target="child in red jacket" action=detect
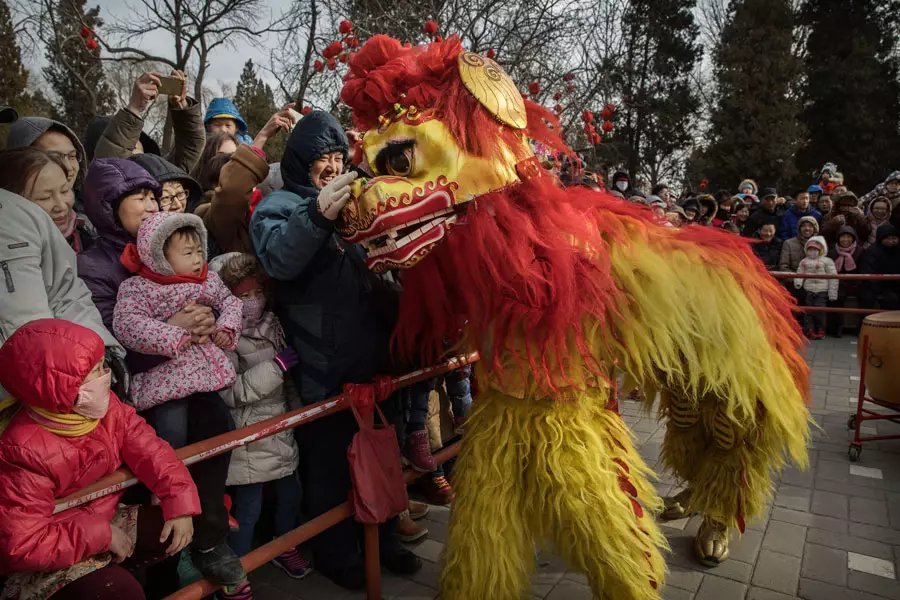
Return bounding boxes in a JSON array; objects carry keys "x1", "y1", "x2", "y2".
[{"x1": 0, "y1": 319, "x2": 200, "y2": 600}]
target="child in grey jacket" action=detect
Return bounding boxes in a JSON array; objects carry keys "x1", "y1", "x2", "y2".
[
  {"x1": 794, "y1": 236, "x2": 838, "y2": 340},
  {"x1": 209, "y1": 252, "x2": 311, "y2": 579}
]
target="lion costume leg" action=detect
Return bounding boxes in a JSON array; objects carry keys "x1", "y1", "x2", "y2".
[{"x1": 441, "y1": 390, "x2": 667, "y2": 600}]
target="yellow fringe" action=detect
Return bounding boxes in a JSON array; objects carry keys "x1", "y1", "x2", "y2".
[{"x1": 441, "y1": 387, "x2": 667, "y2": 600}]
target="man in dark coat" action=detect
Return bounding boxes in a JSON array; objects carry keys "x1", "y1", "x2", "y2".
[
  {"x1": 859, "y1": 223, "x2": 900, "y2": 310},
  {"x1": 743, "y1": 187, "x2": 785, "y2": 238},
  {"x1": 250, "y1": 111, "x2": 421, "y2": 589}
]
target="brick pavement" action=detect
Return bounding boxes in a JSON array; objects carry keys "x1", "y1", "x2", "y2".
[{"x1": 251, "y1": 337, "x2": 900, "y2": 600}]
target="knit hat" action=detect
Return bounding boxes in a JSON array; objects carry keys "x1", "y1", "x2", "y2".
[
  {"x1": 209, "y1": 251, "x2": 266, "y2": 293},
  {"x1": 885, "y1": 171, "x2": 900, "y2": 185}
]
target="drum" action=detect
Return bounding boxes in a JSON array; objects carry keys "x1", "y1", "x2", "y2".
[{"x1": 859, "y1": 311, "x2": 900, "y2": 404}]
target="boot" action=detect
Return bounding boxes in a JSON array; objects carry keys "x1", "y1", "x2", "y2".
[
  {"x1": 695, "y1": 516, "x2": 730, "y2": 566},
  {"x1": 661, "y1": 488, "x2": 693, "y2": 521},
  {"x1": 403, "y1": 430, "x2": 437, "y2": 472}
]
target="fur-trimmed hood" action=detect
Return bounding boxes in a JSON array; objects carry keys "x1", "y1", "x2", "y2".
[
  {"x1": 134, "y1": 211, "x2": 208, "y2": 276},
  {"x1": 797, "y1": 215, "x2": 819, "y2": 236},
  {"x1": 209, "y1": 251, "x2": 263, "y2": 289}
]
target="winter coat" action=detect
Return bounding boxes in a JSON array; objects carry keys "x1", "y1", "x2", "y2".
[
  {"x1": 795, "y1": 236, "x2": 838, "y2": 300},
  {"x1": 864, "y1": 200, "x2": 892, "y2": 249},
  {"x1": 201, "y1": 144, "x2": 269, "y2": 255},
  {"x1": 737, "y1": 178, "x2": 758, "y2": 195},
  {"x1": 113, "y1": 212, "x2": 242, "y2": 410},
  {"x1": 130, "y1": 153, "x2": 203, "y2": 213},
  {"x1": 742, "y1": 205, "x2": 783, "y2": 239},
  {"x1": 204, "y1": 98, "x2": 253, "y2": 145},
  {"x1": 859, "y1": 171, "x2": 900, "y2": 211},
  {"x1": 820, "y1": 208, "x2": 870, "y2": 248},
  {"x1": 250, "y1": 111, "x2": 397, "y2": 404},
  {"x1": 86, "y1": 99, "x2": 206, "y2": 175},
  {"x1": 753, "y1": 237, "x2": 783, "y2": 271},
  {"x1": 778, "y1": 216, "x2": 820, "y2": 272},
  {"x1": 0, "y1": 189, "x2": 118, "y2": 350},
  {"x1": 860, "y1": 223, "x2": 900, "y2": 297},
  {"x1": 0, "y1": 319, "x2": 199, "y2": 574},
  {"x1": 77, "y1": 159, "x2": 168, "y2": 379},
  {"x1": 827, "y1": 225, "x2": 864, "y2": 275},
  {"x1": 779, "y1": 205, "x2": 822, "y2": 241}
]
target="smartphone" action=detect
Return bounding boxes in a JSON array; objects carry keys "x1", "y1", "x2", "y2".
[{"x1": 157, "y1": 76, "x2": 184, "y2": 96}]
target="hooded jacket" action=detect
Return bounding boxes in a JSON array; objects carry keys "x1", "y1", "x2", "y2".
[
  {"x1": 209, "y1": 252, "x2": 300, "y2": 486},
  {"x1": 250, "y1": 110, "x2": 398, "y2": 404},
  {"x1": 779, "y1": 216, "x2": 819, "y2": 272},
  {"x1": 795, "y1": 236, "x2": 838, "y2": 299},
  {"x1": 86, "y1": 99, "x2": 206, "y2": 176},
  {"x1": 864, "y1": 198, "x2": 892, "y2": 249},
  {"x1": 204, "y1": 98, "x2": 253, "y2": 144},
  {"x1": 130, "y1": 153, "x2": 203, "y2": 213},
  {"x1": 113, "y1": 212, "x2": 242, "y2": 410},
  {"x1": 737, "y1": 178, "x2": 758, "y2": 195},
  {"x1": 5, "y1": 117, "x2": 86, "y2": 177},
  {"x1": 860, "y1": 171, "x2": 900, "y2": 211},
  {"x1": 860, "y1": 223, "x2": 900, "y2": 297},
  {"x1": 827, "y1": 225, "x2": 864, "y2": 274},
  {"x1": 779, "y1": 203, "x2": 822, "y2": 241},
  {"x1": 0, "y1": 319, "x2": 199, "y2": 573}
]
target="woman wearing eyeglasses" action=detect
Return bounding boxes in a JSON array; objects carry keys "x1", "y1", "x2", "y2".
[{"x1": 130, "y1": 154, "x2": 202, "y2": 214}]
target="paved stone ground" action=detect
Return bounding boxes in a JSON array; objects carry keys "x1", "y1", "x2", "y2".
[{"x1": 251, "y1": 336, "x2": 900, "y2": 600}]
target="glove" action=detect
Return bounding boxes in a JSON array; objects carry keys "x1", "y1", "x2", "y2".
[
  {"x1": 315, "y1": 172, "x2": 358, "y2": 220},
  {"x1": 274, "y1": 347, "x2": 299, "y2": 373},
  {"x1": 106, "y1": 349, "x2": 131, "y2": 402}
]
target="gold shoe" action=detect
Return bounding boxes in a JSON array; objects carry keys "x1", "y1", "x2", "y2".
[
  {"x1": 695, "y1": 516, "x2": 730, "y2": 566},
  {"x1": 661, "y1": 488, "x2": 693, "y2": 521}
]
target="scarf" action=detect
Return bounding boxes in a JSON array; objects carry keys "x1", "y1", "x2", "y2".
[
  {"x1": 834, "y1": 241, "x2": 858, "y2": 272},
  {"x1": 120, "y1": 243, "x2": 209, "y2": 285},
  {"x1": 60, "y1": 211, "x2": 84, "y2": 254},
  {"x1": 26, "y1": 404, "x2": 99, "y2": 437}
]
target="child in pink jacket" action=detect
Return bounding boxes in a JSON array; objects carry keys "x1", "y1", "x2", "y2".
[{"x1": 113, "y1": 211, "x2": 243, "y2": 410}]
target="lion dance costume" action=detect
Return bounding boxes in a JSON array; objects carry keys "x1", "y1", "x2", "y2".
[{"x1": 338, "y1": 35, "x2": 811, "y2": 600}]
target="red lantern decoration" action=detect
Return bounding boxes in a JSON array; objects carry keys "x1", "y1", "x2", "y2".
[
  {"x1": 554, "y1": 104, "x2": 563, "y2": 113},
  {"x1": 592, "y1": 133, "x2": 602, "y2": 144},
  {"x1": 605, "y1": 103, "x2": 616, "y2": 114},
  {"x1": 699, "y1": 178, "x2": 709, "y2": 191},
  {"x1": 79, "y1": 26, "x2": 92, "y2": 38},
  {"x1": 563, "y1": 72, "x2": 575, "y2": 82},
  {"x1": 553, "y1": 92, "x2": 562, "y2": 101},
  {"x1": 345, "y1": 35, "x2": 359, "y2": 48},
  {"x1": 85, "y1": 38, "x2": 98, "y2": 51},
  {"x1": 323, "y1": 41, "x2": 343, "y2": 59},
  {"x1": 327, "y1": 58, "x2": 337, "y2": 70},
  {"x1": 599, "y1": 106, "x2": 613, "y2": 121},
  {"x1": 581, "y1": 111, "x2": 593, "y2": 123},
  {"x1": 434, "y1": 35, "x2": 443, "y2": 42},
  {"x1": 565, "y1": 83, "x2": 575, "y2": 93},
  {"x1": 301, "y1": 106, "x2": 312, "y2": 115},
  {"x1": 528, "y1": 81, "x2": 541, "y2": 96},
  {"x1": 486, "y1": 48, "x2": 495, "y2": 59},
  {"x1": 339, "y1": 20, "x2": 353, "y2": 34},
  {"x1": 424, "y1": 20, "x2": 438, "y2": 35},
  {"x1": 338, "y1": 52, "x2": 349, "y2": 64},
  {"x1": 314, "y1": 59, "x2": 324, "y2": 73},
  {"x1": 602, "y1": 120, "x2": 614, "y2": 133}
]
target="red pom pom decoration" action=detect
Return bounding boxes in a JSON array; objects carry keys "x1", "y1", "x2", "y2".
[
  {"x1": 602, "y1": 120, "x2": 614, "y2": 133},
  {"x1": 581, "y1": 110, "x2": 593, "y2": 123},
  {"x1": 339, "y1": 20, "x2": 353, "y2": 34},
  {"x1": 323, "y1": 41, "x2": 343, "y2": 59},
  {"x1": 345, "y1": 35, "x2": 359, "y2": 48},
  {"x1": 79, "y1": 26, "x2": 92, "y2": 38},
  {"x1": 563, "y1": 72, "x2": 575, "y2": 82},
  {"x1": 301, "y1": 106, "x2": 312, "y2": 116},
  {"x1": 327, "y1": 58, "x2": 337, "y2": 70},
  {"x1": 424, "y1": 20, "x2": 438, "y2": 35},
  {"x1": 553, "y1": 92, "x2": 562, "y2": 101},
  {"x1": 338, "y1": 52, "x2": 349, "y2": 64},
  {"x1": 554, "y1": 104, "x2": 563, "y2": 113},
  {"x1": 85, "y1": 38, "x2": 98, "y2": 51},
  {"x1": 605, "y1": 103, "x2": 616, "y2": 114},
  {"x1": 314, "y1": 59, "x2": 324, "y2": 73},
  {"x1": 600, "y1": 106, "x2": 613, "y2": 120},
  {"x1": 486, "y1": 48, "x2": 495, "y2": 59},
  {"x1": 528, "y1": 81, "x2": 541, "y2": 96}
]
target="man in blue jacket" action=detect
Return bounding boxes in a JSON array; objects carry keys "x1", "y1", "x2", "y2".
[
  {"x1": 779, "y1": 189, "x2": 822, "y2": 241},
  {"x1": 250, "y1": 111, "x2": 420, "y2": 589},
  {"x1": 204, "y1": 97, "x2": 253, "y2": 144}
]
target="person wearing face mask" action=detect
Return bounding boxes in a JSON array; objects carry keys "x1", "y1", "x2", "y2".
[
  {"x1": 794, "y1": 236, "x2": 837, "y2": 340},
  {"x1": 0, "y1": 148, "x2": 96, "y2": 254},
  {"x1": 0, "y1": 319, "x2": 199, "y2": 600},
  {"x1": 611, "y1": 171, "x2": 633, "y2": 196},
  {"x1": 207, "y1": 252, "x2": 311, "y2": 578},
  {"x1": 860, "y1": 172, "x2": 900, "y2": 211},
  {"x1": 860, "y1": 223, "x2": 900, "y2": 311},
  {"x1": 251, "y1": 110, "x2": 420, "y2": 589}
]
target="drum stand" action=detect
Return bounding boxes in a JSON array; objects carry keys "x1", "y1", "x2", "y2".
[{"x1": 847, "y1": 335, "x2": 900, "y2": 461}]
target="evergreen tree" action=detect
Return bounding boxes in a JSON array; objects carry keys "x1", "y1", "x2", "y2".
[
  {"x1": 0, "y1": 0, "x2": 28, "y2": 107},
  {"x1": 43, "y1": 0, "x2": 114, "y2": 135},
  {"x1": 797, "y1": 0, "x2": 900, "y2": 192},
  {"x1": 597, "y1": 0, "x2": 701, "y2": 186},
  {"x1": 234, "y1": 59, "x2": 285, "y2": 160},
  {"x1": 701, "y1": 0, "x2": 803, "y2": 192}
]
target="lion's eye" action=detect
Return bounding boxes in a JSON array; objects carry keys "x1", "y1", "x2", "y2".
[{"x1": 385, "y1": 147, "x2": 414, "y2": 177}]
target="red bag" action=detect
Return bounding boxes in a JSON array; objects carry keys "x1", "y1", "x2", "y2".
[{"x1": 347, "y1": 397, "x2": 408, "y2": 524}]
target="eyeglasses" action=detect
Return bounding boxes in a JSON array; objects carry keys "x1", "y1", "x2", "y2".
[
  {"x1": 48, "y1": 150, "x2": 79, "y2": 164},
  {"x1": 160, "y1": 191, "x2": 188, "y2": 209}
]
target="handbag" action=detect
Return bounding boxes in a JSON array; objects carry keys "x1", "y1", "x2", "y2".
[{"x1": 346, "y1": 385, "x2": 408, "y2": 524}]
